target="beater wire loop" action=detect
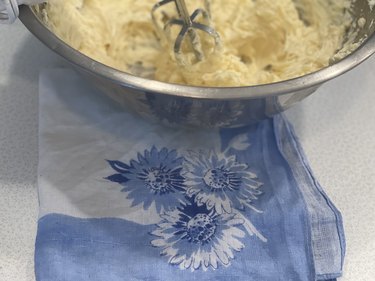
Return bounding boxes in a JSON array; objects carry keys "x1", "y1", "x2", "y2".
[{"x1": 151, "y1": 0, "x2": 221, "y2": 65}]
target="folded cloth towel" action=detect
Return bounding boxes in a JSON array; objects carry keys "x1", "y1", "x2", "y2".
[{"x1": 35, "y1": 69, "x2": 345, "y2": 281}]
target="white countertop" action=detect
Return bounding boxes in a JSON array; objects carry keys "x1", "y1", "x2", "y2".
[{"x1": 0, "y1": 21, "x2": 374, "y2": 281}]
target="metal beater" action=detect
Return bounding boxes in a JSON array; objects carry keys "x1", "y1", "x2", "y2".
[{"x1": 152, "y1": 0, "x2": 221, "y2": 65}]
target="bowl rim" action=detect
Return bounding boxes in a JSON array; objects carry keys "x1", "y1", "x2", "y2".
[{"x1": 19, "y1": 5, "x2": 375, "y2": 100}]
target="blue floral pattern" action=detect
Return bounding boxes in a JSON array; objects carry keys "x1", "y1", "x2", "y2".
[
  {"x1": 151, "y1": 198, "x2": 245, "y2": 271},
  {"x1": 184, "y1": 150, "x2": 263, "y2": 214},
  {"x1": 106, "y1": 137, "x2": 266, "y2": 271},
  {"x1": 144, "y1": 93, "x2": 192, "y2": 125},
  {"x1": 106, "y1": 147, "x2": 186, "y2": 212}
]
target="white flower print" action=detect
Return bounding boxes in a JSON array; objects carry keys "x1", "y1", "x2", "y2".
[
  {"x1": 183, "y1": 150, "x2": 263, "y2": 214},
  {"x1": 151, "y1": 199, "x2": 246, "y2": 271}
]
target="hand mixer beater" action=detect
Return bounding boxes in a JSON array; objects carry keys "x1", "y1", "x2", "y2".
[{"x1": 152, "y1": 0, "x2": 221, "y2": 65}]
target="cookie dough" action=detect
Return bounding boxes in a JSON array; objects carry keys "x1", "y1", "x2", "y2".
[{"x1": 45, "y1": 0, "x2": 352, "y2": 86}]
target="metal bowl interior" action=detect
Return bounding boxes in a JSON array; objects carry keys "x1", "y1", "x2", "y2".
[{"x1": 19, "y1": 1, "x2": 375, "y2": 127}]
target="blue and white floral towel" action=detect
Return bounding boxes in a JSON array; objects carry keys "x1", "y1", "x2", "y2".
[{"x1": 36, "y1": 68, "x2": 345, "y2": 281}]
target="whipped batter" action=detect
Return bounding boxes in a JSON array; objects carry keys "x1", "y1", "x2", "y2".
[{"x1": 44, "y1": 0, "x2": 352, "y2": 86}]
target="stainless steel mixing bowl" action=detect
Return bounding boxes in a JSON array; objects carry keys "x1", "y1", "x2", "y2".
[{"x1": 19, "y1": 2, "x2": 375, "y2": 128}]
